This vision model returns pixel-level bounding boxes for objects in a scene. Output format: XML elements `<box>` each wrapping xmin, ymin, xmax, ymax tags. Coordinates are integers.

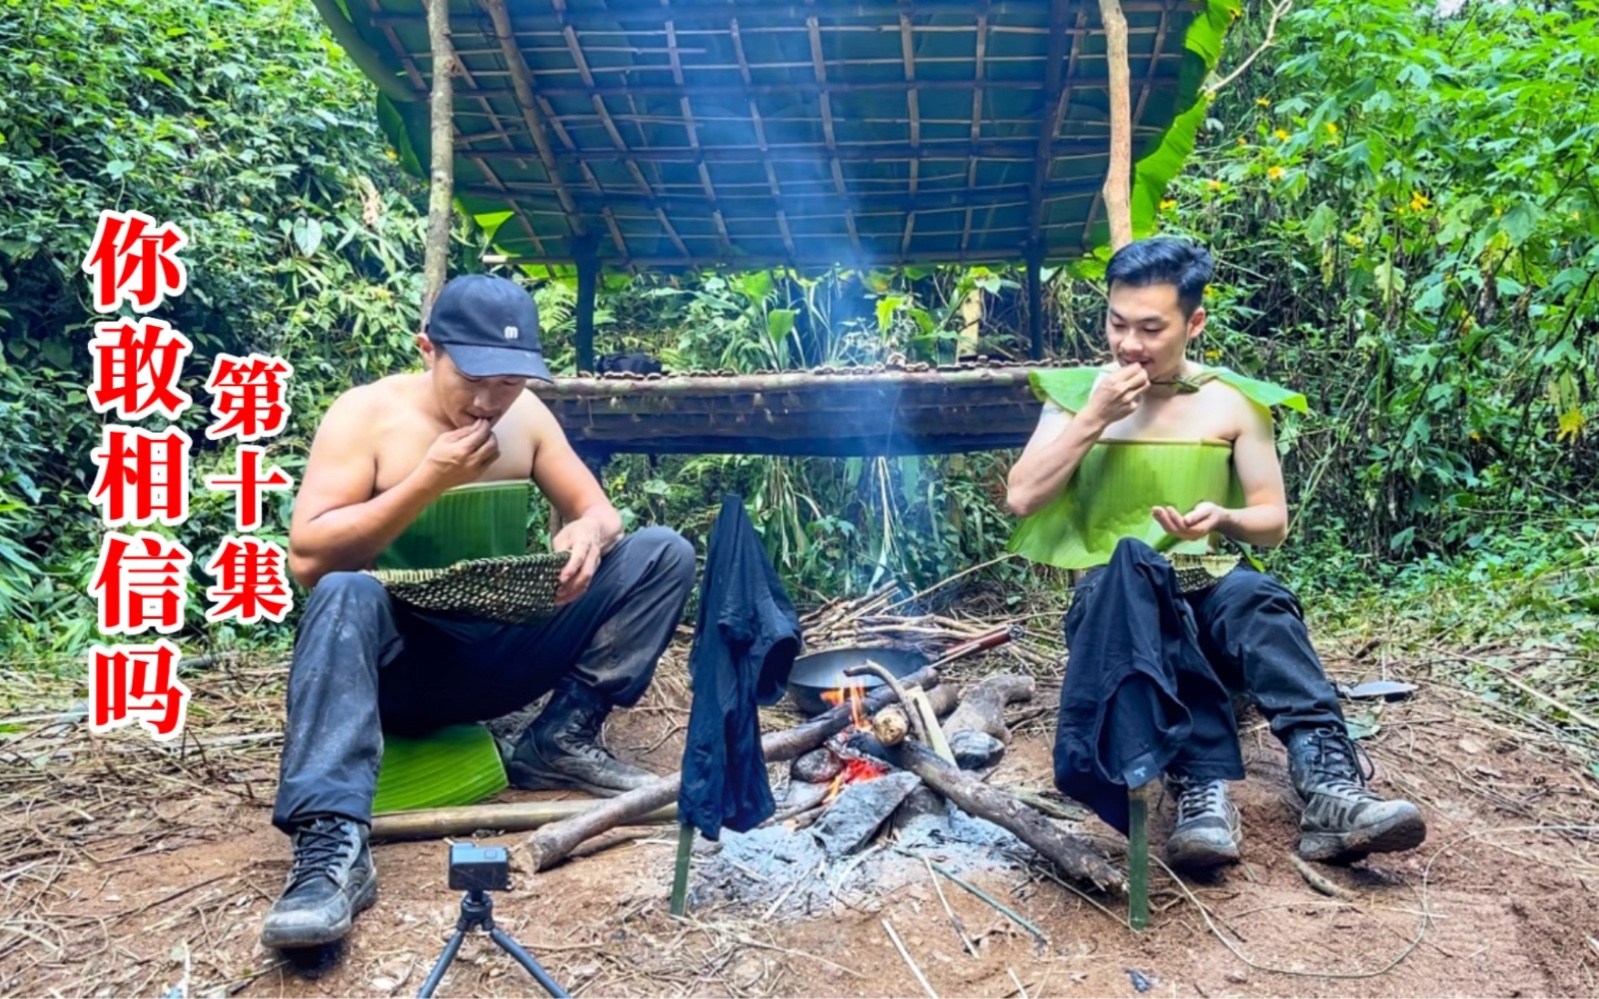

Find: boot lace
<box><xmin>1308</xmin><ymin>727</ymin><xmax>1379</xmax><ymax>801</ymax></box>
<box><xmin>555</xmin><ymin>704</ymin><xmax>619</xmax><ymax>764</ymax></box>
<box><xmin>1174</xmin><ymin>778</ymin><xmax>1226</xmax><ymax>825</ymax></box>
<box><xmin>288</xmin><ymin>818</ymin><xmax>351</xmax><ymax>890</ymax></box>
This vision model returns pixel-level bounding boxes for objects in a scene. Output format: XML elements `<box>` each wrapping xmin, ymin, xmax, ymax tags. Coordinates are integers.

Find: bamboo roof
<box><xmin>529</xmin><ymin>360</ymin><xmax>1061</xmax><ymax>457</ymax></box>
<box><xmin>315</xmin><ymin>0</ymin><xmax>1232</xmax><ymax>269</ymax></box>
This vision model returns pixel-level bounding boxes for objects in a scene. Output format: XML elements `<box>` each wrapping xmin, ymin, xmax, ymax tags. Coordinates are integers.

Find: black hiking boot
<box><xmin>259</xmin><ymin>816</ymin><xmax>378</xmax><ymax>950</ymax></box>
<box><xmin>1287</xmin><ymin>725</ymin><xmax>1427</xmax><ymax>863</ymax></box>
<box><xmin>506</xmin><ymin>681</ymin><xmax>657</xmax><ymax>796</ymax></box>
<box><xmin>1163</xmin><ymin>775</ymin><xmax>1242</xmax><ymax>870</ymax></box>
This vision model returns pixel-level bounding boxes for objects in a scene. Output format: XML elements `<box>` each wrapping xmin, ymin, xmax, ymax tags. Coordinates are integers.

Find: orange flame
<box><xmin>821</xmin><ymin>681</ymin><xmax>872</xmax><ymax>732</ymax></box>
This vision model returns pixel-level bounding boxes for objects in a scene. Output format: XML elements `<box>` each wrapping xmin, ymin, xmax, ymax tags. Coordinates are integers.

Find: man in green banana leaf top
<box><xmin>259</xmin><ymin>275</ymin><xmax>696</xmax><ymax>950</ymax></box>
<box><xmin>1006</xmin><ymin>238</ymin><xmax>1426</xmax><ymax>871</ymax></box>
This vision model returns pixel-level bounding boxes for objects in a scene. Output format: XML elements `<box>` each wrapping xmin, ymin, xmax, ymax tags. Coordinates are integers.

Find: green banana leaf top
<box><xmin>1006</xmin><ymin>366</ymin><xmax>1308</xmax><ymax>570</ymax></box>
<box><xmin>375</xmin><ymin>480</ymin><xmax>532</xmax><ymax>571</ymax></box>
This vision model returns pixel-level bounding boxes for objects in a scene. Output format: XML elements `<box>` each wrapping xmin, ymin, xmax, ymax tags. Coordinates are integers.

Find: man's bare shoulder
<box><xmin>318</xmin><ymin>374</ymin><xmax>423</xmax><ymax>426</ymax></box>
<box><xmin>1198</xmin><ymin>377</ymin><xmax>1274</xmax><ymax>437</ymax></box>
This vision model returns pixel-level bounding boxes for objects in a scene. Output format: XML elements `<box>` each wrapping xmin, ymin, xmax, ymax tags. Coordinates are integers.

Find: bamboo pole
<box><xmin>423</xmin><ymin>0</ymin><xmax>456</xmax><ymax>316</ymax></box>
<box><xmin>1098</xmin><ymin>0</ymin><xmax>1134</xmax><ymax>250</ymax></box>
<box><xmin>370</xmin><ymin>799</ymin><xmax>678</xmax><ymax>841</ymax></box>
<box><xmin>1127</xmin><ymin>781</ymin><xmax>1154</xmax><ymax>930</ymax></box>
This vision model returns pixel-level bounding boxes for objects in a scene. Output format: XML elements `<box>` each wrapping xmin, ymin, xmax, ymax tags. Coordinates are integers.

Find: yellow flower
<box><xmin>1159</xmin><ymin>199</ymin><xmax>1177</xmax><ymax>211</ymax></box>
<box><xmin>1256</xmin><ymin>98</ymin><xmax>1271</xmax><ymax>108</ymax></box>
<box><xmin>1205</xmin><ymin>349</ymin><xmax>1222</xmax><ymax>361</ymax></box>
<box><xmin>1236</xmin><ymin>137</ymin><xmax>1248</xmax><ymax>147</ymax></box>
<box><xmin>1494</xmin><ymin>207</ymin><xmax>1503</xmax><ymax>216</ymax></box>
<box><xmin>1410</xmin><ymin>191</ymin><xmax>1431</xmax><ymax>209</ymax></box>
<box><xmin>1274</xmin><ymin>129</ymin><xmax>1290</xmax><ymax>142</ymax></box>
<box><xmin>1268</xmin><ymin>166</ymin><xmax>1284</xmax><ymax>181</ymax></box>
<box><xmin>1325</xmin><ymin>122</ymin><xmax>1338</xmax><ymax>135</ymax></box>
<box><xmin>1206</xmin><ymin>179</ymin><xmax>1224</xmax><ymax>192</ymax></box>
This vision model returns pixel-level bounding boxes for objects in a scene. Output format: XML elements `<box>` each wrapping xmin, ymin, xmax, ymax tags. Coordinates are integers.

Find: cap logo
<box><xmin>503</xmin><ymin>325</ymin><xmax>519</xmax><ymax>340</ymax></box>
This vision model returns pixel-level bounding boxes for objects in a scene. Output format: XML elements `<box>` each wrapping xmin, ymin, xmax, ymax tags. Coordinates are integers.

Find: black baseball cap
<box><xmin>426</xmin><ymin>274</ymin><xmax>553</xmax><ymax>382</ymax></box>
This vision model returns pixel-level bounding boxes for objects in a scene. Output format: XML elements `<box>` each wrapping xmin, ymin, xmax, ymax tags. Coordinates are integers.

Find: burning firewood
<box><xmin>527</xmin><ymin>666</ymin><xmax>945</xmax><ymax>871</ymax></box>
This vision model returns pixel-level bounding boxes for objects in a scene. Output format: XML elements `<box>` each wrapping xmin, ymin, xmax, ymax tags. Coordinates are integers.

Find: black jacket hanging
<box><xmin>678</xmin><ymin>495</ymin><xmax>803</xmax><ymax>840</ymax></box>
<box><xmin>1053</xmin><ymin>538</ymin><xmax>1245</xmax><ymax>834</ymax></box>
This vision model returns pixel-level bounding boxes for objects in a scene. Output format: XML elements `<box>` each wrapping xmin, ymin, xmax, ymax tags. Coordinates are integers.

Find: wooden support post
<box><xmin>1099</xmin><ymin>0</ymin><xmax>1135</xmax><ymax>250</ymax></box>
<box><xmin>1127</xmin><ymin>780</ymin><xmax>1154</xmax><ymax>930</ymax></box>
<box><xmin>575</xmin><ymin>242</ymin><xmax>599</xmax><ymax>374</ymax></box>
<box><xmin>423</xmin><ymin>0</ymin><xmax>456</xmax><ymax>319</ymax></box>
<box><xmin>1026</xmin><ymin>243</ymin><xmax>1046</xmax><ymax>360</ymax></box>
<box><xmin>670</xmin><ymin>822</ymin><xmax>694</xmax><ymax>916</ymax></box>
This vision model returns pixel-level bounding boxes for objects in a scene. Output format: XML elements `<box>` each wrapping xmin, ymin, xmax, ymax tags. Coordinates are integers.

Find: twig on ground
<box><xmin>896</xmin><ymin>849</ymin><xmax>1049</xmax><ymax>946</ymax></box>
<box><xmin>882</xmin><ymin>917</ymin><xmax>939</xmax><ymax>999</ymax></box>
<box><xmin>1008</xmin><ymin>967</ymin><xmax>1030</xmax><ymax>999</ymax></box>
<box><xmin>1289</xmin><ymin>854</ymin><xmax>1357</xmax><ymax>900</ymax></box>
<box><xmin>924</xmin><ymin>857</ymin><xmax>978</xmax><ymax>957</ymax></box>
<box><xmin>1154</xmin><ymin>857</ymin><xmax>1428</xmax><ymax>979</ymax></box>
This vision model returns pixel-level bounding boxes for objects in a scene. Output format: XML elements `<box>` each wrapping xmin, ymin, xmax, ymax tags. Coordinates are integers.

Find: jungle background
<box><xmin>1</xmin><ymin>0</ymin><xmax>1595</xmax><ymax>735</ymax></box>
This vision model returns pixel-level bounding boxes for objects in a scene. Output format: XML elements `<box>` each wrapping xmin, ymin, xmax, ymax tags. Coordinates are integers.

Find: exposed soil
<box><xmin>4</xmin><ymin>640</ymin><xmax>1598</xmax><ymax>998</ymax></box>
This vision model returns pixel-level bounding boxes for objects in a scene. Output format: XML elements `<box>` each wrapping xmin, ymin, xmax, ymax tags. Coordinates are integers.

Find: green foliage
<box><xmin>1153</xmin><ymin>0</ymin><xmax>1598</xmax><ymax>582</ymax></box>
<box><xmin>0</xmin><ymin>0</ymin><xmax>443</xmax><ymax>657</ymax></box>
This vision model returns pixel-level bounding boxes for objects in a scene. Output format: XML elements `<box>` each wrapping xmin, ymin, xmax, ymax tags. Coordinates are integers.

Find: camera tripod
<box><xmin>417</xmin><ymin>887</ymin><xmax>568</xmax><ymax>998</ymax></box>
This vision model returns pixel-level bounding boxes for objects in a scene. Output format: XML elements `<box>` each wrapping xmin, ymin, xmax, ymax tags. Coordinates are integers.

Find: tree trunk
<box><xmin>423</xmin><ymin>0</ymin><xmax>456</xmax><ymax>317</ymax></box>
<box><xmin>1098</xmin><ymin>0</ymin><xmax>1134</xmax><ymax>250</ymax></box>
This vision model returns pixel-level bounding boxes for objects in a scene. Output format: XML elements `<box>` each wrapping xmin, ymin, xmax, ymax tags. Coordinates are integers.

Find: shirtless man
<box><xmin>260</xmin><ymin>274</ymin><xmax>695</xmax><ymax>949</ymax></box>
<box><xmin>1006</xmin><ymin>238</ymin><xmax>1425</xmax><ymax>869</ymax></box>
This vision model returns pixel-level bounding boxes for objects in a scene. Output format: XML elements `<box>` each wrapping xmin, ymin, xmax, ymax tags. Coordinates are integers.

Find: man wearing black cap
<box><xmin>259</xmin><ymin>274</ymin><xmax>695</xmax><ymax>950</ymax></box>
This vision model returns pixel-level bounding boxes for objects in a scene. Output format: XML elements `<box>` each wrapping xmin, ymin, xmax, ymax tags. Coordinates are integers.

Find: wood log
<box><xmin>895</xmin><ymin>742</ymin><xmax>1125</xmax><ymax>892</ymax></box>
<box><xmin>873</xmin><ymin>706</ymin><xmax>909</xmax><ymax>746</ymax></box>
<box><xmin>371</xmin><ymin>800</ymin><xmax>677</xmax><ymax>842</ymax></box>
<box><xmin>943</xmin><ymin>674</ymin><xmax>1036</xmax><ymax>744</ymax></box>
<box><xmin>526</xmin><ymin>667</ymin><xmax>942</xmax><ymax>870</ymax></box>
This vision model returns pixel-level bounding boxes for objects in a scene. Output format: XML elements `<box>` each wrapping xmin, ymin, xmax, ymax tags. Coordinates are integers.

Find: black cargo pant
<box><xmin>1067</xmin><ymin>550</ymin><xmax>1345</xmax><ymax>748</ymax></box>
<box><xmin>271</xmin><ymin>526</ymin><xmax>696</xmax><ymax>833</ymax></box>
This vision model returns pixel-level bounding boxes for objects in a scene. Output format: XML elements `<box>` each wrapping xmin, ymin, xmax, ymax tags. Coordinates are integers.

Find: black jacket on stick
<box><xmin>678</xmin><ymin>495</ymin><xmax>804</xmax><ymax>839</ymax></box>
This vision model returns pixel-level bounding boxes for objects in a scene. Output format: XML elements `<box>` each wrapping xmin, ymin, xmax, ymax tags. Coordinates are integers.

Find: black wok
<box><xmin>786</xmin><ymin>625</ymin><xmax>1021</xmax><ymax>717</ymax></box>
<box><xmin>787</xmin><ymin>647</ymin><xmax>927</xmax><ymax>717</ymax></box>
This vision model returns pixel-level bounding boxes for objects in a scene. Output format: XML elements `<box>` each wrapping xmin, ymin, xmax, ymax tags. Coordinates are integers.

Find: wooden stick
<box><xmin>370</xmin><ymin>800</ymin><xmax>677</xmax><ymax>841</ymax></box>
<box><xmin>527</xmin><ymin>667</ymin><xmax>943</xmax><ymax>870</ymax></box>
<box><xmin>670</xmin><ymin>823</ymin><xmax>694</xmax><ymax>916</ymax></box>
<box><xmin>894</xmin><ymin>742</ymin><xmax>1124</xmax><ymax>891</ymax></box>
<box><xmin>1290</xmin><ymin>854</ymin><xmax>1356</xmax><ymax>900</ymax></box>
<box><xmin>883</xmin><ymin>918</ymin><xmax>940</xmax><ymax>999</ymax></box>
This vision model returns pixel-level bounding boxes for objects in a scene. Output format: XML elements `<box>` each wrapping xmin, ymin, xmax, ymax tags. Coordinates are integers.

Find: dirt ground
<box><xmin>4</xmin><ymin>638</ymin><xmax>1599</xmax><ymax>998</ymax></box>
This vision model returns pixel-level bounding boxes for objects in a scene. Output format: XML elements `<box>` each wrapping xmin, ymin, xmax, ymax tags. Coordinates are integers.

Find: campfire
<box><xmin>756</xmin><ymin>658</ymin><xmax>1120</xmax><ymax>895</ymax></box>
<box><xmin>816</xmin><ymin>681</ymin><xmax>886</xmax><ymax>805</ymax></box>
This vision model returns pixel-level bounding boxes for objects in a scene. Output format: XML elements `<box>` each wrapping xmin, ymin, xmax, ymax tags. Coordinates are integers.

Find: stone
<box><xmin>810</xmin><ymin>772</ymin><xmax>922</xmax><ymax>858</ymax></box>
<box><xmin>949</xmin><ymin>729</ymin><xmax>1005</xmax><ymax>771</ymax></box>
<box><xmin>791</xmin><ymin>748</ymin><xmax>843</xmax><ymax>784</ymax></box>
